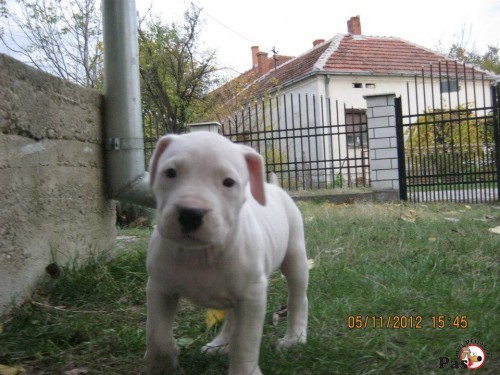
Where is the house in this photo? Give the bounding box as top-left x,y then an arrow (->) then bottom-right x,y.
212,16 -> 497,189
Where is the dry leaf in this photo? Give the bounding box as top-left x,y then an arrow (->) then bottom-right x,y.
272,304 -> 288,326
304,216 -> 314,223
307,259 -> 315,270
444,217 -> 460,222
0,364 -> 25,375
428,237 -> 437,242
400,210 -> 417,223
488,226 -> 500,235
206,309 -> 225,329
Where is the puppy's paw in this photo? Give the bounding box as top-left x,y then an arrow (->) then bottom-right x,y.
276,335 -> 306,351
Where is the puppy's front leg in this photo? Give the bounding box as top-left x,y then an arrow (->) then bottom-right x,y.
229,278 -> 267,375
145,281 -> 180,375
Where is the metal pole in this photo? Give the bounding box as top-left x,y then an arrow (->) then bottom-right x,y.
102,0 -> 155,207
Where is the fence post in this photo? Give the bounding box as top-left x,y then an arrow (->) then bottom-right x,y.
363,93 -> 400,201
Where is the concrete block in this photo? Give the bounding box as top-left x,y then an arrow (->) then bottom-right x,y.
364,93 -> 396,107
371,159 -> 392,170
0,55 -> 115,314
372,105 -> 395,118
371,180 -> 395,190
374,127 -> 396,138
376,169 -> 399,180
375,148 -> 398,159
369,138 -> 391,149
367,116 -> 389,129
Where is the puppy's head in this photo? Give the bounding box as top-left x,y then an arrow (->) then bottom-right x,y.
149,132 -> 266,249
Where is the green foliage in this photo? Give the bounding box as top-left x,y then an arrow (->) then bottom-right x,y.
407,106 -> 495,153
448,44 -> 500,74
138,5 -> 221,134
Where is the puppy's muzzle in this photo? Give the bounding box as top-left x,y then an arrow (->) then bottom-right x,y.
177,206 -> 208,233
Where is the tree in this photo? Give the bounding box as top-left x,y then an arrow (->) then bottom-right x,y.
448,44 -> 500,74
0,0 -> 103,88
138,5 -> 220,134
407,106 -> 495,156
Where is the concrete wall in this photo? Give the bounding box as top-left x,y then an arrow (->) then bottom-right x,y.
0,54 -> 116,313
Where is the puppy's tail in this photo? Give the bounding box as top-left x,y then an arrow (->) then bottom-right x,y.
268,172 -> 280,186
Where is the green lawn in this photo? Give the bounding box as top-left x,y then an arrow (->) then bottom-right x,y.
0,201 -> 499,374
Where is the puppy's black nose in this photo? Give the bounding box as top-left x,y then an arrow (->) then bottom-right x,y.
177,207 -> 208,233
477,356 -> 482,361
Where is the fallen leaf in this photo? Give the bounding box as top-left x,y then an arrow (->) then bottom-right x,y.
400,210 -> 417,223
465,205 -> 472,209
488,226 -> 500,235
304,216 -> 314,223
272,304 -> 288,326
0,364 -> 25,375
428,237 -> 437,242
206,309 -> 225,329
307,259 -> 315,270
444,217 -> 460,222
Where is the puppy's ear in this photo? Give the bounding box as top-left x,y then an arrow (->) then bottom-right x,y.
149,135 -> 178,188
239,145 -> 266,206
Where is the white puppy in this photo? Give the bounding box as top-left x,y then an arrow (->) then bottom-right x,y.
145,132 -> 308,375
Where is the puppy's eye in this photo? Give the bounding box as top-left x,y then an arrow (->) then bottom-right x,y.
165,168 -> 177,178
222,178 -> 235,187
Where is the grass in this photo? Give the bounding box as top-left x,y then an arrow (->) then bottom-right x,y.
0,202 -> 499,374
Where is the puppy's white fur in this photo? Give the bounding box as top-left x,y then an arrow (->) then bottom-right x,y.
145,132 -> 308,375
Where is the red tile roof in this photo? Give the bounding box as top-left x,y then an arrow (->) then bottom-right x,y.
323,36 -> 467,75
225,34 -> 494,97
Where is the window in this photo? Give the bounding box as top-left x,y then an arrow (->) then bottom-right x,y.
352,83 -> 362,88
365,83 -> 376,89
440,79 -> 460,93
345,109 -> 367,147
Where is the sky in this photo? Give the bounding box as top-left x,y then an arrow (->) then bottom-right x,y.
136,0 -> 500,78
1,0 -> 499,79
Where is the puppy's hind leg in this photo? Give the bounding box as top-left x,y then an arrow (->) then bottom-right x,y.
278,236 -> 309,349
202,309 -> 235,355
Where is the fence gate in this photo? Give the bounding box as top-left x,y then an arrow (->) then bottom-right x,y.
396,62 -> 500,203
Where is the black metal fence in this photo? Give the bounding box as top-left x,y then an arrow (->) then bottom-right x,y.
142,94 -> 370,192
221,94 -> 369,191
143,111 -> 167,167
396,62 -> 500,203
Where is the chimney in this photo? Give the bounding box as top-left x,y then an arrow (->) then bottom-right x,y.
347,15 -> 362,35
251,46 -> 259,70
313,39 -> 325,47
257,51 -> 269,75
